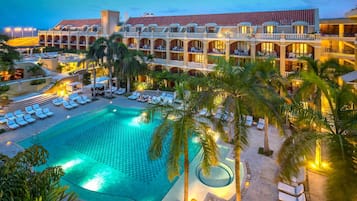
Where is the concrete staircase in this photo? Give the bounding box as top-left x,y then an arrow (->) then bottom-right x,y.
4,93 -> 57,113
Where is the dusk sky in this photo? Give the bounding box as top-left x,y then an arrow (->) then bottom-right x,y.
1,0 -> 355,29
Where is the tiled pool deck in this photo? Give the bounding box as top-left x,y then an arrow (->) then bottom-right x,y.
0,94 -> 325,201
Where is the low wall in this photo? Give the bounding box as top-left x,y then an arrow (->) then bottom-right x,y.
1,77 -> 52,98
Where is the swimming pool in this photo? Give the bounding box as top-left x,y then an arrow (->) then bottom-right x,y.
20,105 -> 201,201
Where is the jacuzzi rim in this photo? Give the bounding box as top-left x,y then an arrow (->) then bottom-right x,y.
196,162 -> 234,188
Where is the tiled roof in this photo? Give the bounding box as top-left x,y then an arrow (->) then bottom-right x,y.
56,19 -> 101,27
126,9 -> 317,26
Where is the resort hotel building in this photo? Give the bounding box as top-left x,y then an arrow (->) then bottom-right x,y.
38,8 -> 357,78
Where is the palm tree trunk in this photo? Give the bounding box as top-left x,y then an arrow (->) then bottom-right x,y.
235,147 -> 241,201
109,65 -> 113,98
184,139 -> 189,201
264,116 -> 270,153
92,66 -> 97,98
126,76 -> 131,93
315,139 -> 322,168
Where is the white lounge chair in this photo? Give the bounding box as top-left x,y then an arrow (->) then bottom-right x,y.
278,192 -> 306,201
214,108 -> 224,119
4,113 -> 16,120
43,108 -> 54,116
115,88 -> 126,95
257,118 -> 265,130
245,115 -> 253,126
69,93 -> 80,101
32,104 -> 42,111
128,92 -> 140,100
25,106 -> 36,114
52,97 -> 64,106
81,95 -> 91,103
6,119 -> 19,129
24,114 -> 36,123
199,108 -> 208,116
69,100 -> 79,108
62,101 -> 74,110
75,96 -> 87,105
15,116 -> 28,126
35,110 -> 47,119
0,116 -> 7,124
278,182 -> 304,196
14,110 -> 25,117
148,96 -> 160,104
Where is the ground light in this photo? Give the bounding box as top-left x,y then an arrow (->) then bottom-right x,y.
309,160 -> 331,173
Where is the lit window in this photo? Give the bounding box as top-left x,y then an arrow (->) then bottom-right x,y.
295,26 -> 304,34
292,43 -> 307,55
262,42 -> 273,53
214,41 -> 225,50
194,54 -> 204,63
265,25 -> 274,34
241,26 -> 248,34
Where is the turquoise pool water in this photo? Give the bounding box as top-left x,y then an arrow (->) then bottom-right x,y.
20,105 -> 201,201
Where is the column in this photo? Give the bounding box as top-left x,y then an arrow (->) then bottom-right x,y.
67,33 -> 70,50
280,44 -> 286,77
150,38 -> 154,55
338,24 -> 345,65
51,33 -> 54,47
250,40 -> 256,61
76,34 -> 80,50
183,39 -> 188,66
85,36 -> 89,50
203,40 -> 208,67
59,32 -> 63,49
314,46 -> 321,61
166,39 -> 170,64
45,34 -> 48,47
225,39 -> 230,61
355,34 -> 357,70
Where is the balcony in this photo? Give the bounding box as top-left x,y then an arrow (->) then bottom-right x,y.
153,58 -> 166,64
167,60 -> 184,67
187,62 -> 205,69
154,46 -> 166,51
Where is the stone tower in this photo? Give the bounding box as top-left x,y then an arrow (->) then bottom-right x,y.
101,10 -> 120,36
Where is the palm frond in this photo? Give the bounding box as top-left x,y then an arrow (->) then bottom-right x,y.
278,129 -> 321,181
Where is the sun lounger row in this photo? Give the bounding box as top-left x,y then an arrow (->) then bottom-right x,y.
1,104 -> 54,130
278,182 -> 305,201
244,115 -> 265,130
52,94 -> 91,109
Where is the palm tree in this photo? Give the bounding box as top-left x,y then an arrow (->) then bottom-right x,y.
0,40 -> 20,80
196,58 -> 287,201
243,59 -> 286,154
120,50 -> 148,93
0,145 -> 78,201
147,82 -> 221,201
86,34 -> 123,98
291,57 -> 353,167
278,77 -> 357,201
78,41 -> 105,98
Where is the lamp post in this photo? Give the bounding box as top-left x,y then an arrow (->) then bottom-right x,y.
4,27 -> 13,38
14,27 -> 23,37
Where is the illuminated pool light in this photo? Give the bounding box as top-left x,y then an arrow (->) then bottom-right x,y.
129,112 -> 147,127
60,159 -> 83,172
82,175 -> 105,191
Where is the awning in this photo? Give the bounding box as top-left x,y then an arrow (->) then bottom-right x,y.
341,71 -> 357,82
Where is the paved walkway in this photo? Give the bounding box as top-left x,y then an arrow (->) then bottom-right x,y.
0,94 -> 326,201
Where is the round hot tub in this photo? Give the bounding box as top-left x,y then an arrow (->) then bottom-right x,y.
196,162 -> 234,187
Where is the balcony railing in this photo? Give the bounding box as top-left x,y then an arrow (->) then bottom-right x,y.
121,31 -> 321,41
153,58 -> 166,64
167,60 -> 184,66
